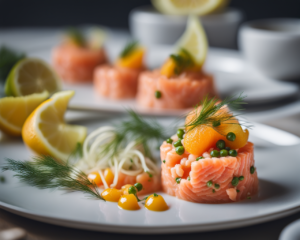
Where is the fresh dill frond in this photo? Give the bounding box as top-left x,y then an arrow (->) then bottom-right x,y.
1,156 -> 104,201
67,142 -> 83,165
100,110 -> 166,159
0,46 -> 25,83
119,41 -> 138,58
66,28 -> 86,47
185,94 -> 248,135
170,48 -> 195,75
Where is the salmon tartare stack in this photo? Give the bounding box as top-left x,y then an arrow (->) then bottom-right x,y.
160,97 -> 258,203
94,41 -> 145,99
52,28 -> 107,83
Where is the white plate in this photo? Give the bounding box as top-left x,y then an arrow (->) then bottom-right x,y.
0,28 -> 299,119
1,117 -> 300,234
27,46 -> 299,117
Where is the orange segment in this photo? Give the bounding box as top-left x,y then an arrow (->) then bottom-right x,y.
116,48 -> 145,69
184,106 -> 249,155
160,57 -> 177,78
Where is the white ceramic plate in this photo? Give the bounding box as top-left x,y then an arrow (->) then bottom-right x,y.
1,117 -> 300,234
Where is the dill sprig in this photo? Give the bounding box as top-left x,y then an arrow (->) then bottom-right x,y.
1,156 -> 104,201
119,41 -> 138,58
0,46 -> 25,83
170,48 -> 195,75
186,94 -> 248,135
101,110 -> 167,159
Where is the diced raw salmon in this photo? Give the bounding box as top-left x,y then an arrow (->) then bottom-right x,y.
136,70 -> 217,109
112,171 -> 161,195
52,44 -> 107,83
93,65 -> 142,99
160,141 -> 258,203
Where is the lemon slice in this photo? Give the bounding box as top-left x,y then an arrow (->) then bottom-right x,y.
5,58 -> 61,97
0,91 -> 49,136
152,0 -> 229,16
175,15 -> 208,67
22,91 -> 87,162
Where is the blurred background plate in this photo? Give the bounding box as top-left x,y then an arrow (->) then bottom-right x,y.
0,28 -> 299,120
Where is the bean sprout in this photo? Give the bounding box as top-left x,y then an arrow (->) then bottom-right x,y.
76,126 -> 160,189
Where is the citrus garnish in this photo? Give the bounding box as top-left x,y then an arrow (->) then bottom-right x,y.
22,90 -> 87,162
5,58 -> 61,97
0,91 -> 49,136
152,0 -> 229,16
175,15 -> 208,68
116,42 -> 145,69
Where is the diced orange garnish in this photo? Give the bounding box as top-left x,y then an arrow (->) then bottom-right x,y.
104,168 -> 114,186
116,48 -> 145,69
184,106 -> 249,156
88,171 -> 102,186
161,57 -> 177,78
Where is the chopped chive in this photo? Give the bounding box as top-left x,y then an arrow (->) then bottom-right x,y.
176,177 -> 181,184
155,91 -> 162,99
229,149 -> 237,157
212,189 -> 215,193
236,189 -> 240,193
146,171 -> 153,178
212,120 -> 221,127
196,156 -> 204,161
207,180 -> 213,187
153,193 -> 158,197
134,183 -> 143,192
187,176 -> 190,181
231,177 -> 239,187
163,160 -> 166,163
130,159 -> 133,163
239,176 -> 244,181
250,166 -> 255,174
214,183 -> 220,189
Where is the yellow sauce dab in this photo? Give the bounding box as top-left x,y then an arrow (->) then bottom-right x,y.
101,188 -> 122,202
145,194 -> 168,212
121,184 -> 133,195
118,194 -> 140,211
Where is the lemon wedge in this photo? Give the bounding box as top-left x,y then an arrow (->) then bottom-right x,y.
22,90 -> 87,162
0,91 -> 49,136
175,15 -> 208,68
5,58 -> 61,97
152,0 -> 229,16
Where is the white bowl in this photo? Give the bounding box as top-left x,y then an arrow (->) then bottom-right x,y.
129,5 -> 244,49
239,19 -> 300,81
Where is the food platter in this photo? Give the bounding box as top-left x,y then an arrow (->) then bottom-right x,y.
26,45 -> 299,117
1,116 -> 300,234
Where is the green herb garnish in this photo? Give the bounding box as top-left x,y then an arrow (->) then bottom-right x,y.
100,110 -> 166,160
119,41 -> 138,58
0,46 -> 25,83
66,28 -> 86,47
153,193 -> 158,197
206,180 -> 213,187
1,156 -> 104,200
170,48 -> 195,75
231,177 -> 239,187
185,94 -> 249,135
175,177 -> 181,184
250,166 -> 255,174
